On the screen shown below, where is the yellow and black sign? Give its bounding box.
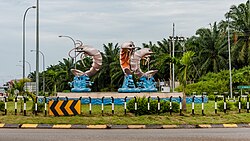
[48,100,81,116]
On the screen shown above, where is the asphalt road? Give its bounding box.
[0,128,250,141]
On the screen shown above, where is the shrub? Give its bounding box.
[32,102,44,113]
[0,101,4,111]
[234,100,247,109]
[127,97,179,115]
[217,101,235,112]
[8,96,14,102]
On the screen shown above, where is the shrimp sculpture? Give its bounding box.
[68,41,102,92]
[131,48,158,92]
[118,41,158,93]
[118,41,140,93]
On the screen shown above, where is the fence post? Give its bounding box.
[202,95,205,115]
[157,96,160,115]
[111,96,114,115]
[239,96,241,113]
[247,96,249,113]
[23,96,27,116]
[4,96,7,115]
[124,96,127,115]
[147,96,150,113]
[224,94,227,113]
[79,97,82,115]
[15,96,17,115]
[44,96,47,116]
[102,96,104,116]
[170,96,172,115]
[215,96,218,114]
[89,97,92,115]
[134,96,137,116]
[192,96,195,115]
[35,96,38,115]
[179,96,182,116]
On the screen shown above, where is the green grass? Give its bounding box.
[0,100,250,125]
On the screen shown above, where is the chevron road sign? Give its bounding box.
[48,100,81,116]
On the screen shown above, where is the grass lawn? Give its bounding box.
[0,100,250,125]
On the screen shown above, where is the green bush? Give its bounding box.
[32,102,44,113]
[0,101,4,111]
[218,101,235,112]
[8,96,14,102]
[234,100,247,109]
[127,97,179,115]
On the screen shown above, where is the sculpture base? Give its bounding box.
[71,88,91,92]
[139,88,158,92]
[118,88,140,93]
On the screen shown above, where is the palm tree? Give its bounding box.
[224,1,250,68]
[191,22,228,75]
[99,43,120,91]
[143,39,172,83]
[177,51,195,111]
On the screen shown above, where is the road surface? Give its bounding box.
[0,128,249,141]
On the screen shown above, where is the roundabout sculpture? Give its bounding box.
[68,41,102,92]
[118,41,158,93]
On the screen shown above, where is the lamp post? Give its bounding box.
[36,0,40,97]
[22,6,36,86]
[31,50,45,95]
[58,35,77,69]
[227,13,233,98]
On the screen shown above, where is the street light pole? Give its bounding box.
[31,50,45,95]
[227,13,233,98]
[22,6,36,85]
[36,0,39,97]
[58,35,77,69]
[172,23,175,92]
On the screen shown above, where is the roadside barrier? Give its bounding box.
[179,96,182,116]
[134,96,137,116]
[35,96,38,115]
[147,96,160,114]
[247,96,249,113]
[23,96,27,116]
[101,96,114,116]
[14,97,17,115]
[4,92,250,116]
[202,95,205,115]
[124,96,127,115]
[4,96,7,115]
[238,96,241,113]
[79,96,92,114]
[192,96,195,115]
[224,95,227,113]
[170,96,172,115]
[44,96,47,116]
[215,96,218,114]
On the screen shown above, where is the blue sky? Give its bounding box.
[0,0,246,85]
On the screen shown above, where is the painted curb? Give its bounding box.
[53,124,72,129]
[0,124,249,129]
[127,125,146,129]
[37,124,53,129]
[21,124,38,128]
[87,125,107,129]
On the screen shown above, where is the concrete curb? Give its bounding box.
[0,124,249,129]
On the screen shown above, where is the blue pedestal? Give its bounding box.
[118,75,140,93]
[137,76,157,92]
[69,75,93,92]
